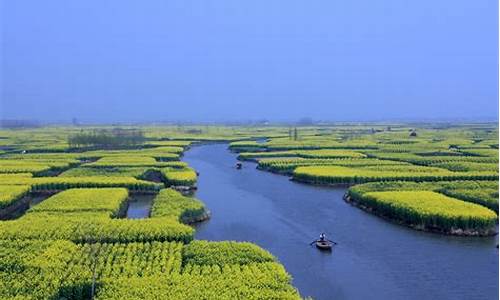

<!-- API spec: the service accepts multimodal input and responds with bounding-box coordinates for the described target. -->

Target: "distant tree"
[68,128,145,149]
[293,127,298,141]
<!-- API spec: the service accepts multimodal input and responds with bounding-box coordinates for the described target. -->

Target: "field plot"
[0,188,205,243]
[29,188,129,216]
[353,191,496,235]
[0,159,79,175]
[0,176,163,192]
[151,189,207,223]
[258,157,408,174]
[238,149,366,161]
[161,167,198,187]
[60,166,155,178]
[293,165,497,185]
[0,239,300,300]
[0,185,31,208]
[348,180,499,211]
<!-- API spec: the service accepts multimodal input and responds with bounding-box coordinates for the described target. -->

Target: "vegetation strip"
[353,191,496,235]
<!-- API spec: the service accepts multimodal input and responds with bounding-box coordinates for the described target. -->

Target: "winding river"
[184,144,498,300]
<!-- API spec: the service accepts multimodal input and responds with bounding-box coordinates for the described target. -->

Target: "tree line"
[68,128,145,149]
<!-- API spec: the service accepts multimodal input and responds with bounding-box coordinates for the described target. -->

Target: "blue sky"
[1,0,498,123]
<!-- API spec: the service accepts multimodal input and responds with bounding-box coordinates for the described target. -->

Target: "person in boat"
[310,233,337,246]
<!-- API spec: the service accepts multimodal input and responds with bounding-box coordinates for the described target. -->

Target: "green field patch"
[0,176,163,192]
[258,157,409,174]
[84,156,169,167]
[182,240,275,267]
[0,240,184,299]
[151,189,206,223]
[441,188,498,212]
[356,191,496,234]
[0,185,31,209]
[0,159,78,175]
[61,162,188,179]
[60,166,153,178]
[293,165,497,185]
[94,266,300,300]
[0,211,194,243]
[366,151,499,165]
[0,239,299,300]
[264,137,377,151]
[348,180,499,211]
[239,149,366,161]
[228,140,267,152]
[29,188,128,217]
[429,162,499,172]
[459,148,499,157]
[161,167,198,187]
[0,188,212,243]
[79,146,183,160]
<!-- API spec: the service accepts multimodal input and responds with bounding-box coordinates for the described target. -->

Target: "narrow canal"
[184,144,498,300]
[126,194,155,219]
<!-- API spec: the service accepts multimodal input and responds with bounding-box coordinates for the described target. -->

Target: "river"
[183,144,498,300]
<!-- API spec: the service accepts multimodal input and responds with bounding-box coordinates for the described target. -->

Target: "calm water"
[184,144,499,300]
[126,194,155,219]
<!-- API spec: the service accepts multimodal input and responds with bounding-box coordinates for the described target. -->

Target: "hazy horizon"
[1,116,498,126]
[1,1,498,123]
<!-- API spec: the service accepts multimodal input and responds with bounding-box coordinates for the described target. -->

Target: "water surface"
[126,194,155,219]
[184,144,498,300]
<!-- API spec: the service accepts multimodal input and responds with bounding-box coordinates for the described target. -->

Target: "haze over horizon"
[1,1,498,123]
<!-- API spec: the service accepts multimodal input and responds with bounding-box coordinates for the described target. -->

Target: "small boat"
[236,162,242,169]
[315,240,333,251]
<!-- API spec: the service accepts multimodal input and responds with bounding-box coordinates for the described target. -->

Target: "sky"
[0,0,498,123]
